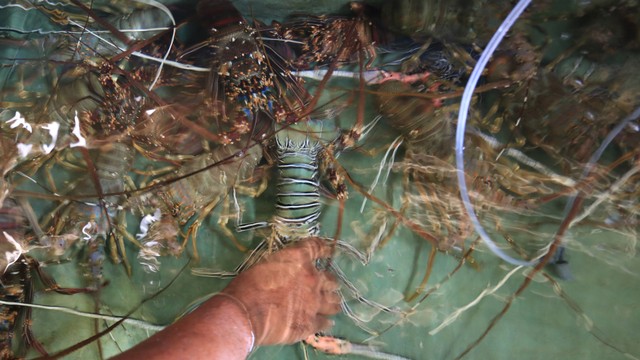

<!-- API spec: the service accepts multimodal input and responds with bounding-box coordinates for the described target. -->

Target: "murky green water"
[1,1,639,359]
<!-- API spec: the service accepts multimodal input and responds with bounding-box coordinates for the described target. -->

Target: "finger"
[288,236,334,260]
[272,238,321,265]
[311,237,335,259]
[321,288,341,304]
[281,309,318,344]
[312,315,335,334]
[318,291,342,315]
[320,272,339,291]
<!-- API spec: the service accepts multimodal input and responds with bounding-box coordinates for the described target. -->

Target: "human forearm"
[112,294,253,360]
[112,238,340,359]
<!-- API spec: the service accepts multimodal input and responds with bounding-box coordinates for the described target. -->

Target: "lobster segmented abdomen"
[272,123,324,243]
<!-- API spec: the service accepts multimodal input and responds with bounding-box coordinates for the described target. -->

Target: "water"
[0,0,639,359]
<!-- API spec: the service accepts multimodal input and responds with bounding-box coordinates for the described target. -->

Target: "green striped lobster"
[237,119,338,251]
[272,121,324,244]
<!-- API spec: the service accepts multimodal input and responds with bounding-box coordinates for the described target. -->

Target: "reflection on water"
[0,0,639,359]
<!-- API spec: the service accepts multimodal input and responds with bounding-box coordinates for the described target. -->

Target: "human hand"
[222,237,341,346]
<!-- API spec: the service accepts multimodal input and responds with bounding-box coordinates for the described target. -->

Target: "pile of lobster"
[1,0,638,358]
